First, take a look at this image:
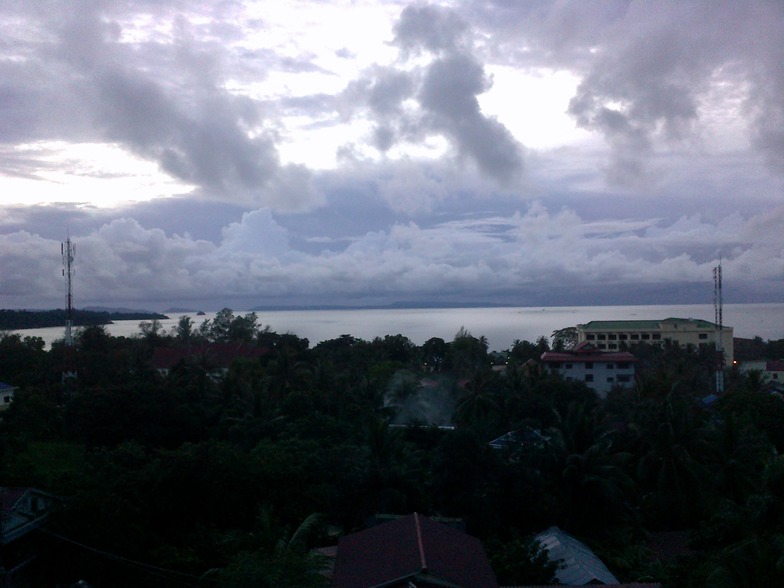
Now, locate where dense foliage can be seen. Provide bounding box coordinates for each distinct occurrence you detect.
[1,310,784,587]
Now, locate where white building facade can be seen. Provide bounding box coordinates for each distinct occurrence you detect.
[540,342,637,398]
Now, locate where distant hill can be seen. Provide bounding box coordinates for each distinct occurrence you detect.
[0,309,169,330]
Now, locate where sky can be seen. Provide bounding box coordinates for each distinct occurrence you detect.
[1,0,783,312]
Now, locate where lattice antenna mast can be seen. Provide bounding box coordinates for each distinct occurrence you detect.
[713,259,724,394]
[62,235,77,381]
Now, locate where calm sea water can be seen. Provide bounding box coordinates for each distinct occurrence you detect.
[10,303,784,352]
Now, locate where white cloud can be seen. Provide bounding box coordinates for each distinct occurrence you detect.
[1,1,783,309]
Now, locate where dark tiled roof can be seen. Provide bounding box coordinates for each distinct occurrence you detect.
[332,513,498,588]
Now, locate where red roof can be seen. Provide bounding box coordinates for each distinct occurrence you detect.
[541,341,636,364]
[332,513,498,588]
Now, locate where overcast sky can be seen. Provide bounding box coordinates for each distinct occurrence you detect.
[1,0,783,311]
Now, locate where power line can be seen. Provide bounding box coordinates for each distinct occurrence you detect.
[41,528,218,586]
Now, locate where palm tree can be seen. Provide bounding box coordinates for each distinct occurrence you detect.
[702,413,774,504]
[265,346,311,403]
[546,400,633,532]
[454,368,501,436]
[633,390,709,527]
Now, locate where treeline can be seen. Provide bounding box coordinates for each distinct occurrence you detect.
[0,308,168,330]
[1,311,784,586]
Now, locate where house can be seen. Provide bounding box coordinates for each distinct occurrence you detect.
[540,342,636,398]
[149,342,268,379]
[534,526,619,585]
[739,360,784,385]
[1,487,57,585]
[577,318,733,363]
[0,382,17,411]
[332,513,499,588]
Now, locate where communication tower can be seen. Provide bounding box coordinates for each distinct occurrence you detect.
[62,236,77,382]
[713,260,724,394]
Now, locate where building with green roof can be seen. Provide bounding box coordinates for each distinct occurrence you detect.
[577,317,733,362]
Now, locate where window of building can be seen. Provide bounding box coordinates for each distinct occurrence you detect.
[617,375,631,383]
[598,334,606,340]
[652,334,661,340]
[642,334,650,340]
[585,374,594,382]
[617,362,630,369]
[585,362,593,369]
[607,377,614,383]
[608,343,618,350]
[565,363,573,369]
[699,333,708,340]
[774,374,779,380]
[587,334,595,340]
[609,334,617,340]
[549,362,560,369]
[606,363,614,369]
[598,344,607,350]
[619,334,628,340]
[631,334,640,340]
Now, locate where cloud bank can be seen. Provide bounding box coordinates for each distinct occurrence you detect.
[0,1,783,311]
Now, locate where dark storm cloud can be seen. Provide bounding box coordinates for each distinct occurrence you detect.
[418,53,523,183]
[342,3,525,185]
[393,3,470,55]
[468,1,784,183]
[0,1,320,210]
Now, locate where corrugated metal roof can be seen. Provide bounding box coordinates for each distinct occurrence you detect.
[535,526,619,586]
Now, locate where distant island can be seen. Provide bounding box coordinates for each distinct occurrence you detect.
[0,309,169,330]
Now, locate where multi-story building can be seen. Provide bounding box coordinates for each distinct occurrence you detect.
[540,341,637,398]
[577,318,733,362]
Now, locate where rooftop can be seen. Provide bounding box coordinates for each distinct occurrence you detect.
[579,317,723,331]
[332,513,498,588]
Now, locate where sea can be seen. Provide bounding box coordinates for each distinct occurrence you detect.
[9,303,784,353]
